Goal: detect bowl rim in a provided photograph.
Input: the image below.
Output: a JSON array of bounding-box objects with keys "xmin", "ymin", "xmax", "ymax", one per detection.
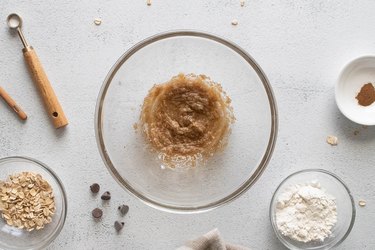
[
  {"xmin": 269, "ymin": 169, "xmax": 356, "ymax": 250},
  {"xmin": 335, "ymin": 55, "xmax": 375, "ymax": 126},
  {"xmin": 95, "ymin": 30, "xmax": 278, "ymax": 213},
  {"xmin": 0, "ymin": 156, "xmax": 68, "ymax": 250}
]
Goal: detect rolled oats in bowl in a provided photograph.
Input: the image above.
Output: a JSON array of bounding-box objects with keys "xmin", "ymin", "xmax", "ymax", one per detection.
[
  {"xmin": 0, "ymin": 157, "xmax": 67, "ymax": 250},
  {"xmin": 0, "ymin": 172, "xmax": 56, "ymax": 231}
]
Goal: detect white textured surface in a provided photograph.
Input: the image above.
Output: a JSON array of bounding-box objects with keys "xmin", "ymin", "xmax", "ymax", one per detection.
[{"xmin": 0, "ymin": 1, "xmax": 375, "ymax": 249}]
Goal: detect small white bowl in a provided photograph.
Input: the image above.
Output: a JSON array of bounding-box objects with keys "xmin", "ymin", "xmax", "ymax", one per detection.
[{"xmin": 335, "ymin": 56, "xmax": 375, "ymax": 125}]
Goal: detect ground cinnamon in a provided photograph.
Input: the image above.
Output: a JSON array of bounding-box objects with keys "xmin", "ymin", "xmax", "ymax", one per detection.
[{"xmin": 356, "ymin": 83, "xmax": 375, "ymax": 106}]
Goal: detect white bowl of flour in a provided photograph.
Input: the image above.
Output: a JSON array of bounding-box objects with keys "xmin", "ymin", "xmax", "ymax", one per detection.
[{"xmin": 270, "ymin": 169, "xmax": 355, "ymax": 250}]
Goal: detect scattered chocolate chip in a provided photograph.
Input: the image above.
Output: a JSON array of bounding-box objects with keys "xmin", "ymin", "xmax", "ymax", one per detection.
[
  {"xmin": 114, "ymin": 221, "xmax": 124, "ymax": 232},
  {"xmin": 92, "ymin": 208, "xmax": 103, "ymax": 219},
  {"xmin": 101, "ymin": 191, "xmax": 111, "ymax": 200},
  {"xmin": 90, "ymin": 183, "xmax": 100, "ymax": 193},
  {"xmin": 118, "ymin": 205, "xmax": 129, "ymax": 216}
]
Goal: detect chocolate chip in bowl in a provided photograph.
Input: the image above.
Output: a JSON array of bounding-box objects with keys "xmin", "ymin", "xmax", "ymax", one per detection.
[{"xmin": 0, "ymin": 156, "xmax": 67, "ymax": 250}]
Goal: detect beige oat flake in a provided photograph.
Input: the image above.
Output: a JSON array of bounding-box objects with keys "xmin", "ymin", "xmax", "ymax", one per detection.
[
  {"xmin": 94, "ymin": 18, "xmax": 102, "ymax": 26},
  {"xmin": 359, "ymin": 200, "xmax": 366, "ymax": 207},
  {"xmin": 231, "ymin": 19, "xmax": 239, "ymax": 26},
  {"xmin": 326, "ymin": 135, "xmax": 338, "ymax": 146},
  {"xmin": 0, "ymin": 172, "xmax": 55, "ymax": 231}
]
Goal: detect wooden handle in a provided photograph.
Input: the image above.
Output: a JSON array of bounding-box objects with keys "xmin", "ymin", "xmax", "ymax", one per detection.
[
  {"xmin": 0, "ymin": 86, "xmax": 28, "ymax": 120},
  {"xmin": 23, "ymin": 47, "xmax": 68, "ymax": 128}
]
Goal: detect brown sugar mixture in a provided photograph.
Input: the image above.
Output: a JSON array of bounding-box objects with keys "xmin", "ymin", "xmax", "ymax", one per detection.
[
  {"xmin": 139, "ymin": 73, "xmax": 235, "ymax": 167},
  {"xmin": 356, "ymin": 83, "xmax": 375, "ymax": 106}
]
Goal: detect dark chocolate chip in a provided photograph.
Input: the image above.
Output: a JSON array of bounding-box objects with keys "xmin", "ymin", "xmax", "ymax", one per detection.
[
  {"xmin": 114, "ymin": 221, "xmax": 124, "ymax": 232},
  {"xmin": 90, "ymin": 183, "xmax": 100, "ymax": 193},
  {"xmin": 92, "ymin": 208, "xmax": 103, "ymax": 219},
  {"xmin": 118, "ymin": 205, "xmax": 129, "ymax": 216},
  {"xmin": 101, "ymin": 191, "xmax": 111, "ymax": 200}
]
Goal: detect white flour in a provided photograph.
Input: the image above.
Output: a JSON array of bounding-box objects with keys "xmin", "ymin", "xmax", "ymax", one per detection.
[{"xmin": 275, "ymin": 181, "xmax": 337, "ymax": 243}]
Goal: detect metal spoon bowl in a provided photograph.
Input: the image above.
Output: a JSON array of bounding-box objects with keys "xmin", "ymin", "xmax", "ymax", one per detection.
[
  {"xmin": 7, "ymin": 13, "xmax": 28, "ymax": 48},
  {"xmin": 7, "ymin": 13, "xmax": 22, "ymax": 29}
]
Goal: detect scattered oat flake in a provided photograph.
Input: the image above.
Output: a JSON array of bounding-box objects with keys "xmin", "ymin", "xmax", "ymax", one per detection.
[
  {"xmin": 94, "ymin": 18, "xmax": 102, "ymax": 25},
  {"xmin": 147, "ymin": 0, "xmax": 152, "ymax": 6},
  {"xmin": 231, "ymin": 19, "xmax": 239, "ymax": 26},
  {"xmin": 240, "ymin": 0, "xmax": 245, "ymax": 7},
  {"xmin": 359, "ymin": 200, "xmax": 366, "ymax": 207},
  {"xmin": 326, "ymin": 135, "xmax": 338, "ymax": 146}
]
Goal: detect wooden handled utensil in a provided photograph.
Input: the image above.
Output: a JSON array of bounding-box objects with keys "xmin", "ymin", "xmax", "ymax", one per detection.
[
  {"xmin": 0, "ymin": 86, "xmax": 27, "ymax": 120},
  {"xmin": 7, "ymin": 13, "xmax": 68, "ymax": 128}
]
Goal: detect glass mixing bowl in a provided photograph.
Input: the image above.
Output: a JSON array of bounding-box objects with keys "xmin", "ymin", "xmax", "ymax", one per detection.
[
  {"xmin": 95, "ymin": 30, "xmax": 278, "ymax": 213},
  {"xmin": 0, "ymin": 156, "xmax": 67, "ymax": 250},
  {"xmin": 270, "ymin": 169, "xmax": 356, "ymax": 250}
]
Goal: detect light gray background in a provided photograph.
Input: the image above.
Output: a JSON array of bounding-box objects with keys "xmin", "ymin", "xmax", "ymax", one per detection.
[{"xmin": 0, "ymin": 1, "xmax": 374, "ymax": 249}]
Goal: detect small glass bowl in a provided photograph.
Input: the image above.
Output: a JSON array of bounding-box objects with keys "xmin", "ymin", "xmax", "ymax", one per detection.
[
  {"xmin": 0, "ymin": 156, "xmax": 67, "ymax": 250},
  {"xmin": 270, "ymin": 169, "xmax": 355, "ymax": 250}
]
